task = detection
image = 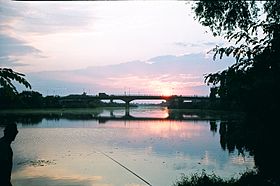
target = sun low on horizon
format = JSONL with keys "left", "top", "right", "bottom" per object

{"left": 161, "top": 88, "right": 173, "bottom": 96}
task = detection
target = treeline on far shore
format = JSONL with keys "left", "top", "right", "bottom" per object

{"left": 0, "top": 89, "right": 126, "bottom": 109}
{"left": 0, "top": 88, "right": 226, "bottom": 110}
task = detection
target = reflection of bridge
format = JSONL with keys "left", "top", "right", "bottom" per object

{"left": 61, "top": 94, "right": 210, "bottom": 109}
{"left": 1, "top": 107, "right": 222, "bottom": 125}
{"left": 0, "top": 112, "right": 214, "bottom": 125}
{"left": 92, "top": 115, "right": 202, "bottom": 124}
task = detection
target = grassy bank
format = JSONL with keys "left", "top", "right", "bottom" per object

{"left": 174, "top": 171, "right": 279, "bottom": 186}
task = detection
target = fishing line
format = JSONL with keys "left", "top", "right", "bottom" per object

{"left": 97, "top": 150, "right": 153, "bottom": 186}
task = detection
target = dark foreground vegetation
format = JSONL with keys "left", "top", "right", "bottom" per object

{"left": 193, "top": 0, "right": 280, "bottom": 118}
{"left": 174, "top": 171, "right": 278, "bottom": 186}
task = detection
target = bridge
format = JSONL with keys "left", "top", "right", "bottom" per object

{"left": 60, "top": 93, "right": 211, "bottom": 109}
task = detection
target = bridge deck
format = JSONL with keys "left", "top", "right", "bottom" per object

{"left": 61, "top": 95, "right": 210, "bottom": 101}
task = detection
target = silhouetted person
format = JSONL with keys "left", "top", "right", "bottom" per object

{"left": 0, "top": 123, "right": 18, "bottom": 186}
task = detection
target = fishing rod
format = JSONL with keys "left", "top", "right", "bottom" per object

{"left": 97, "top": 150, "right": 153, "bottom": 186}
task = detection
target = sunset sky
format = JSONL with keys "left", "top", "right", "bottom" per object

{"left": 0, "top": 1, "right": 234, "bottom": 96}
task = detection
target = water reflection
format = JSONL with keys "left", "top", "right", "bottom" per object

{"left": 0, "top": 107, "right": 256, "bottom": 186}
{"left": 0, "top": 107, "right": 239, "bottom": 125}
{"left": 216, "top": 119, "right": 280, "bottom": 183}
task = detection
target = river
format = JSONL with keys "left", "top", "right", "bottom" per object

{"left": 0, "top": 106, "right": 255, "bottom": 186}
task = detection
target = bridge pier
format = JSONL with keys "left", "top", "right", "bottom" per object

{"left": 122, "top": 97, "right": 133, "bottom": 109}
{"left": 125, "top": 102, "right": 130, "bottom": 117}
{"left": 125, "top": 107, "right": 130, "bottom": 117}
{"left": 125, "top": 102, "right": 129, "bottom": 108}
{"left": 110, "top": 110, "right": 114, "bottom": 117}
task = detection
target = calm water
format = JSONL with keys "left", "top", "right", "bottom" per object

{"left": 1, "top": 107, "right": 255, "bottom": 186}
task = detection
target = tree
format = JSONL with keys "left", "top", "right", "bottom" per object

{"left": 193, "top": 1, "right": 280, "bottom": 114}
{"left": 19, "top": 91, "right": 43, "bottom": 108}
{"left": 0, "top": 68, "right": 31, "bottom": 94}
{"left": 0, "top": 68, "right": 31, "bottom": 108}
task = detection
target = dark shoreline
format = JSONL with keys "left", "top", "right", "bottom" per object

{"left": 0, "top": 107, "right": 245, "bottom": 122}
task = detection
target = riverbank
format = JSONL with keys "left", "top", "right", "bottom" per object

{"left": 0, "top": 107, "right": 246, "bottom": 124}
{"left": 174, "top": 170, "right": 279, "bottom": 186}
{"left": 0, "top": 107, "right": 244, "bottom": 117}
{"left": 0, "top": 107, "right": 125, "bottom": 115}
{"left": 168, "top": 108, "right": 245, "bottom": 120}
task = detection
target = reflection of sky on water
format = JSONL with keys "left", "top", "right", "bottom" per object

{"left": 1, "top": 107, "right": 255, "bottom": 186}
{"left": 98, "top": 106, "right": 169, "bottom": 118}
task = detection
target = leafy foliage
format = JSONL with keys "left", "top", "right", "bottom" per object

{"left": 174, "top": 171, "right": 228, "bottom": 186}
{"left": 0, "top": 68, "right": 31, "bottom": 94}
{"left": 174, "top": 170, "right": 277, "bottom": 186}
{"left": 193, "top": 1, "right": 280, "bottom": 112}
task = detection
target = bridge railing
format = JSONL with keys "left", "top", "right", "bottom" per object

{"left": 62, "top": 94, "right": 210, "bottom": 99}
{"left": 90, "top": 94, "right": 210, "bottom": 98}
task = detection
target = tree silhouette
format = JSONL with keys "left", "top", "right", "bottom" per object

{"left": 193, "top": 1, "right": 280, "bottom": 114}
{"left": 0, "top": 68, "right": 31, "bottom": 94}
